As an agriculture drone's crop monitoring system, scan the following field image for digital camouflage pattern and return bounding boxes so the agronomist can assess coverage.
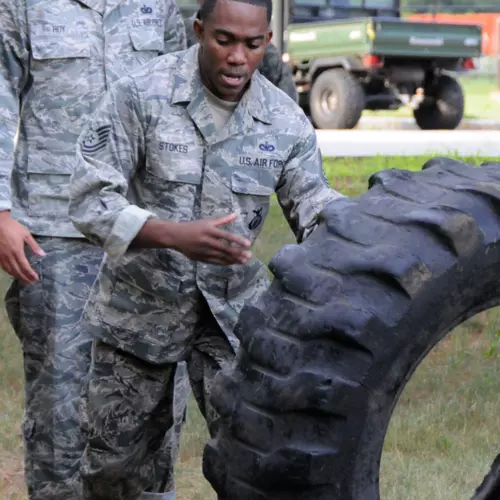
[80,300,235,500]
[69,43,343,499]
[4,238,104,500]
[0,1,187,498]
[149,362,190,495]
[183,13,298,102]
[0,0,187,237]
[69,44,343,364]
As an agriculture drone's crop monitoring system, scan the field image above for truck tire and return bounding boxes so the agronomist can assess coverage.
[309,68,364,129]
[203,158,500,500]
[413,74,464,130]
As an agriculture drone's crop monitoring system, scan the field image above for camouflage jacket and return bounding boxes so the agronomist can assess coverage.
[69,45,343,363]
[183,13,298,102]
[0,0,186,238]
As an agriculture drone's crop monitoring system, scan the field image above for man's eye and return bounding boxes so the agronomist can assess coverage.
[216,38,230,45]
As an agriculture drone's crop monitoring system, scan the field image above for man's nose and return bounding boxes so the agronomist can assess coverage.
[227,43,246,65]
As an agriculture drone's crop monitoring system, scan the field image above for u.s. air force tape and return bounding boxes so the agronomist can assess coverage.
[82,125,111,154]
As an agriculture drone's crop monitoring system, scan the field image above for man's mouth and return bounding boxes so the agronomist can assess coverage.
[220,73,245,87]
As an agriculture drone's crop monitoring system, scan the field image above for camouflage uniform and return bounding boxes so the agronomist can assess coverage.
[68,44,344,500]
[184,13,298,101]
[0,1,186,499]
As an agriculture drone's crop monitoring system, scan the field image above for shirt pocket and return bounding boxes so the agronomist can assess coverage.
[30,35,90,61]
[128,24,164,52]
[28,1,91,61]
[27,2,92,94]
[101,251,185,339]
[231,169,275,240]
[128,0,165,53]
[110,250,183,306]
[26,158,73,217]
[142,163,203,222]
[144,128,203,219]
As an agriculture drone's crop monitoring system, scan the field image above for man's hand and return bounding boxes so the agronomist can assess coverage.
[135,213,252,266]
[0,211,45,284]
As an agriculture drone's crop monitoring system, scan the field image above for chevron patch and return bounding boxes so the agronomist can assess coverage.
[82,125,111,154]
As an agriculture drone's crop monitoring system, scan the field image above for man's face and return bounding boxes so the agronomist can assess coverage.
[194,0,272,102]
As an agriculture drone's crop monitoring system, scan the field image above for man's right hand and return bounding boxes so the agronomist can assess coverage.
[0,211,45,284]
[135,213,252,266]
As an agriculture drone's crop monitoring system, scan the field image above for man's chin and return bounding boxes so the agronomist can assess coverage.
[216,79,249,101]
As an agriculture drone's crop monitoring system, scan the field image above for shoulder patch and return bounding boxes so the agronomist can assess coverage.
[82,125,111,155]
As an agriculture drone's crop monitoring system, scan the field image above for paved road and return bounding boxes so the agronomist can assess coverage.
[316,129,500,157]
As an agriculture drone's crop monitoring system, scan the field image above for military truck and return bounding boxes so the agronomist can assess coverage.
[177,0,483,130]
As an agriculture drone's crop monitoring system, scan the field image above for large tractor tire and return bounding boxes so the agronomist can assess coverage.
[413,74,464,130]
[203,158,500,500]
[473,453,500,499]
[309,68,364,130]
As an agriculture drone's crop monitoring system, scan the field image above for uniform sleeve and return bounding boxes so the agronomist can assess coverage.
[259,43,298,102]
[69,76,153,263]
[162,0,187,53]
[0,1,29,211]
[276,116,345,243]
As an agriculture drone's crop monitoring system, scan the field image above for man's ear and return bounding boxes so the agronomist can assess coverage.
[266,30,273,45]
[193,18,204,42]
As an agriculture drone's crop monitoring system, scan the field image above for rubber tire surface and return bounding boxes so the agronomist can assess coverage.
[309,68,364,129]
[203,158,500,500]
[413,74,464,130]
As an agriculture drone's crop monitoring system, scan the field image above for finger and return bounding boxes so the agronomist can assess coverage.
[24,234,46,256]
[209,228,252,249]
[210,246,252,265]
[10,254,39,284]
[194,246,249,266]
[204,242,252,265]
[211,213,237,227]
[6,259,33,285]
[205,257,235,266]
[207,237,251,256]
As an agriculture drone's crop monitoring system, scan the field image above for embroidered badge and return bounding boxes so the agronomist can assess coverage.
[259,142,275,152]
[248,207,263,230]
[81,125,111,155]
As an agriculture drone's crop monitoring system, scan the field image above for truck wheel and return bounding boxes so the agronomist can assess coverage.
[203,158,500,500]
[414,74,464,130]
[309,68,364,129]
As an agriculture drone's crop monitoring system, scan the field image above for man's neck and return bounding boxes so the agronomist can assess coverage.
[204,86,238,133]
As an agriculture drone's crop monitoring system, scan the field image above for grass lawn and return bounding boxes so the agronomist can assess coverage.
[0,155,499,499]
[364,75,500,121]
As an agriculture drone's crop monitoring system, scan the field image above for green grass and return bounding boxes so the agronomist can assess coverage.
[1,155,499,499]
[364,76,500,120]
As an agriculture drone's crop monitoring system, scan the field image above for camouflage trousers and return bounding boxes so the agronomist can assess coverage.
[80,302,236,500]
[4,237,189,499]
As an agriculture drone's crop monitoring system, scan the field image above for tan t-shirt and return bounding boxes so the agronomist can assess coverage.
[204,86,238,133]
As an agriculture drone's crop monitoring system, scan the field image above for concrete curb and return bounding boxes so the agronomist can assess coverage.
[354,117,500,131]
[316,129,500,157]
